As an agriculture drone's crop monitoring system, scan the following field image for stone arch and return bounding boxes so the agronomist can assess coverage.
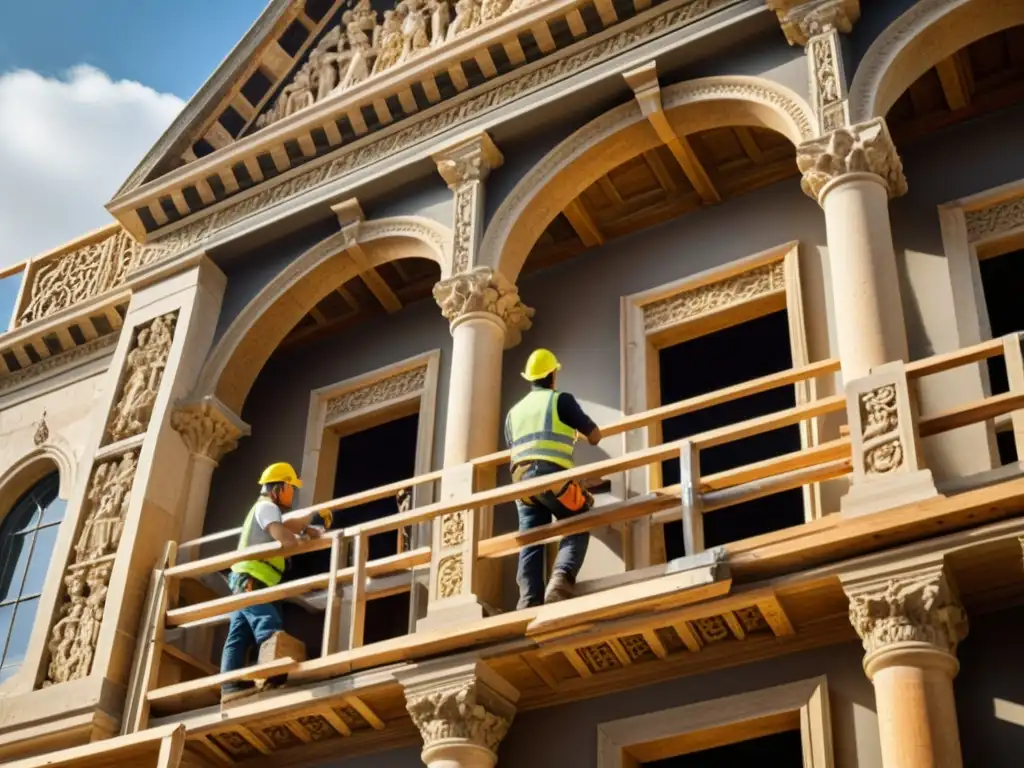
[481,75,815,283]
[849,0,1024,123]
[196,216,452,415]
[0,443,76,517]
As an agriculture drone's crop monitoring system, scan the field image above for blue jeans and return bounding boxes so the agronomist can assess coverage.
[220,573,283,693]
[515,462,590,610]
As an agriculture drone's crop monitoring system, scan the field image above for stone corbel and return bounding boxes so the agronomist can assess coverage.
[432,266,534,349]
[797,117,908,203]
[399,658,519,767]
[433,133,504,274]
[840,361,938,517]
[170,395,250,464]
[768,0,860,47]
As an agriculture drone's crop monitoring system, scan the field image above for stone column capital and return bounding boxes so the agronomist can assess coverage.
[433,133,504,188]
[768,0,860,46]
[797,118,907,203]
[400,658,519,763]
[842,559,968,661]
[170,396,250,463]
[433,266,534,348]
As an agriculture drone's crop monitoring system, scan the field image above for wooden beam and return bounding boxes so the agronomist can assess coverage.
[597,175,624,206]
[523,652,559,689]
[318,706,353,737]
[346,244,402,314]
[734,127,764,164]
[156,728,185,768]
[148,201,170,227]
[285,720,314,743]
[757,597,796,637]
[642,149,677,192]
[643,630,668,659]
[234,725,273,756]
[346,696,384,730]
[672,622,703,652]
[202,735,235,766]
[608,638,633,666]
[936,53,972,112]
[349,534,368,650]
[563,198,604,246]
[564,648,593,677]
[448,64,470,91]
[261,42,293,81]
[660,127,720,204]
[722,611,746,641]
[204,121,235,150]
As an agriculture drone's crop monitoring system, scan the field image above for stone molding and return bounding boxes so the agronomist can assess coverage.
[325,365,427,423]
[432,266,534,348]
[965,195,1024,244]
[0,335,118,397]
[400,659,519,756]
[842,561,968,658]
[434,133,504,188]
[769,0,860,46]
[797,117,907,202]
[170,396,250,463]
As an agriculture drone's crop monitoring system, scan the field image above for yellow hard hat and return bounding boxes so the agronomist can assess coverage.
[259,462,303,488]
[522,348,561,381]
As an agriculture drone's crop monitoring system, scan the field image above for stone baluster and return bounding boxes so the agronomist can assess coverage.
[842,559,968,768]
[400,658,519,767]
[798,118,910,382]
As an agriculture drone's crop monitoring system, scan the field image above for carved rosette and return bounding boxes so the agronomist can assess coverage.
[171,400,247,463]
[844,565,968,658]
[859,384,904,475]
[106,312,178,444]
[797,118,907,202]
[405,673,517,755]
[769,0,860,46]
[433,266,534,348]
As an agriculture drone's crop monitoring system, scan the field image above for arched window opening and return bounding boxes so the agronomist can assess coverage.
[0,473,65,684]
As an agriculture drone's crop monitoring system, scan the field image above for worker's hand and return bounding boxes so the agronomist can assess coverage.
[305,525,324,540]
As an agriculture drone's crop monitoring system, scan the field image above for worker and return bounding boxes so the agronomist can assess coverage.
[505,349,602,609]
[220,462,323,704]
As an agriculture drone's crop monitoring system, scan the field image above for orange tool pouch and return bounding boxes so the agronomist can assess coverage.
[513,464,593,512]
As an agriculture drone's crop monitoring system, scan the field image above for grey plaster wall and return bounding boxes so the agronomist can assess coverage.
[204,292,452,535]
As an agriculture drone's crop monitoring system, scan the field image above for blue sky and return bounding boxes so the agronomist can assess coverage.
[0,1,267,100]
[0,1,271,324]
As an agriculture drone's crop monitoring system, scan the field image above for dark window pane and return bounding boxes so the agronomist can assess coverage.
[22,525,58,597]
[3,597,39,668]
[40,497,66,526]
[0,604,13,659]
[9,498,40,533]
[0,533,32,603]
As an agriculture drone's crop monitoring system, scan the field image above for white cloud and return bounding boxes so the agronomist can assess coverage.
[0,65,184,267]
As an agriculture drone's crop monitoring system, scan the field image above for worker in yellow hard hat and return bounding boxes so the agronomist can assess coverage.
[505,349,602,609]
[220,462,323,704]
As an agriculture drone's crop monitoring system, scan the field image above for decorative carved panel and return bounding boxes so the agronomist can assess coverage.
[859,385,904,475]
[577,642,622,673]
[107,313,178,444]
[965,197,1024,243]
[437,554,464,598]
[325,364,427,423]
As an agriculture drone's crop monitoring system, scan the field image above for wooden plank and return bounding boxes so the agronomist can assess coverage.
[918,391,1024,438]
[6,724,184,768]
[322,120,343,146]
[156,727,185,768]
[563,198,604,246]
[159,641,219,676]
[936,52,971,112]
[348,108,369,135]
[680,440,703,556]
[693,396,845,450]
[169,190,191,217]
[397,87,419,115]
[103,305,123,330]
[204,121,234,150]
[318,706,352,736]
[346,695,384,729]
[701,459,850,514]
[234,725,272,755]
[673,622,702,652]
[149,201,170,227]
[905,336,1006,377]
[643,629,668,659]
[285,720,313,743]
[146,658,298,710]
[349,534,368,650]
[1003,334,1024,461]
[701,437,850,492]
[322,534,344,656]
[269,146,291,173]
[261,41,293,80]
[231,95,256,122]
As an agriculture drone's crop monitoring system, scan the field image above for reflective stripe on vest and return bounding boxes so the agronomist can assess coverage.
[507,389,576,469]
[230,501,286,587]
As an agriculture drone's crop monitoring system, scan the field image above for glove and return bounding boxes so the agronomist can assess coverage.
[313,509,334,529]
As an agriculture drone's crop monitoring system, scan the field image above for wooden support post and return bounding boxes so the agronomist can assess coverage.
[349,533,368,649]
[156,726,186,768]
[322,534,344,656]
[1002,333,1024,461]
[680,440,704,556]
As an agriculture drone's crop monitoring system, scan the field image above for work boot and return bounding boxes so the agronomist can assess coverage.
[544,571,575,604]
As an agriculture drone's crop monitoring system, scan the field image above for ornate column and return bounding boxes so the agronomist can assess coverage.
[400,658,519,767]
[798,118,910,382]
[770,0,860,132]
[421,267,533,629]
[170,396,249,543]
[842,559,968,768]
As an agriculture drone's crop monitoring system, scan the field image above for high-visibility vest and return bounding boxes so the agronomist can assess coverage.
[507,389,577,469]
[230,501,286,587]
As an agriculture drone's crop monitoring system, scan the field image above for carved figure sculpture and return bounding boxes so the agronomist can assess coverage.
[372,10,405,74]
[341,0,380,89]
[45,563,113,685]
[398,0,432,63]
[481,0,512,21]
[76,452,137,563]
[285,66,316,116]
[309,26,347,101]
[447,0,482,40]
[107,313,176,443]
[427,0,451,46]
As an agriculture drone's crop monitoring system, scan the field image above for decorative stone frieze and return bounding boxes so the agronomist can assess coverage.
[432,266,534,347]
[797,118,907,202]
[170,397,248,463]
[44,450,139,685]
[324,365,428,423]
[18,228,141,327]
[965,196,1024,243]
[768,0,860,46]
[107,313,178,444]
[843,562,968,657]
[0,335,118,395]
[401,659,519,762]
[808,31,848,132]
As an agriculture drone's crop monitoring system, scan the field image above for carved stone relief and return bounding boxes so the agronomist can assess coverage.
[845,566,968,656]
[769,0,859,46]
[107,313,178,444]
[437,554,464,598]
[297,715,338,741]
[433,266,534,347]
[44,451,138,686]
[859,385,904,475]
[808,31,847,132]
[451,184,475,274]
[18,229,141,327]
[170,402,245,463]
[965,196,1024,243]
[797,118,907,201]
[642,260,785,333]
[131,0,732,271]
[577,642,622,672]
[325,364,427,422]
[33,410,49,446]
[405,675,516,753]
[440,511,465,547]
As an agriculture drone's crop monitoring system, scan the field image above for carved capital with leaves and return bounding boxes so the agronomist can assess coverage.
[843,561,968,658]
[170,396,250,463]
[401,659,519,757]
[797,117,907,202]
[433,266,534,348]
[434,132,504,188]
[768,0,860,46]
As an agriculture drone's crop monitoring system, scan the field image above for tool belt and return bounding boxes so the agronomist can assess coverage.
[232,574,268,594]
[512,462,594,512]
